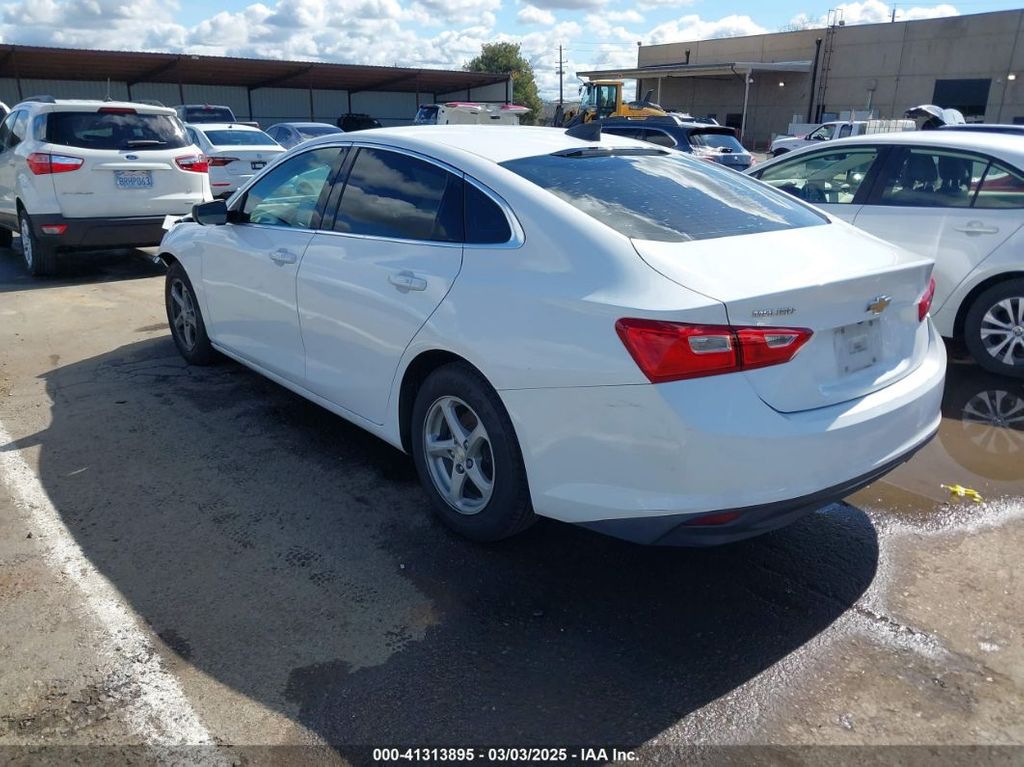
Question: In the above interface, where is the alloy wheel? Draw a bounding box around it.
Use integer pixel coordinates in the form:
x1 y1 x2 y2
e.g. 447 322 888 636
979 297 1024 368
19 216 33 271
423 395 495 515
169 278 199 351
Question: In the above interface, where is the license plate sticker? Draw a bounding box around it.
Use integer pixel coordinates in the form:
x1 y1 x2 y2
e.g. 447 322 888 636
114 170 153 189
251 161 266 170
835 319 881 375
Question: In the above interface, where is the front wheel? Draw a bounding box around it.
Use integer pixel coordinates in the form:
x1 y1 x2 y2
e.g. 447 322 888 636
411 363 535 542
964 278 1024 378
165 261 218 365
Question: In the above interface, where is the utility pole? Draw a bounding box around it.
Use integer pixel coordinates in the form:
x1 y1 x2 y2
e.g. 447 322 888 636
556 45 567 105
891 5 896 22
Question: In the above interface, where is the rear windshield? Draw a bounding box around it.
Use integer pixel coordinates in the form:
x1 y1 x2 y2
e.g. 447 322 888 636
185 107 235 122
689 129 746 153
298 125 343 139
201 129 278 146
500 150 826 242
45 112 190 151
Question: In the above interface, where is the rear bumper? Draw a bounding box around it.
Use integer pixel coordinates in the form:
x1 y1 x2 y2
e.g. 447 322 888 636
501 321 946 543
32 214 173 250
580 427 935 546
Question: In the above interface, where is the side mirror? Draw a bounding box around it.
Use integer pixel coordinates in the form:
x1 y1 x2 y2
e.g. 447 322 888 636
193 199 228 226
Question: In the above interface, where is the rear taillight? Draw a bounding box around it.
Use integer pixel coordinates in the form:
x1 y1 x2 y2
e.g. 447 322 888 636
207 156 238 167
176 154 209 173
918 277 936 321
615 319 813 383
27 152 83 175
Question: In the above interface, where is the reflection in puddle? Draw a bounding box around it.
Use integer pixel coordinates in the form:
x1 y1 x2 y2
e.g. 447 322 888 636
850 358 1024 518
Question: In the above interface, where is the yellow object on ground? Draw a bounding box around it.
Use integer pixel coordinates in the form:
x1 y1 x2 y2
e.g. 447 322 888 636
940 484 984 503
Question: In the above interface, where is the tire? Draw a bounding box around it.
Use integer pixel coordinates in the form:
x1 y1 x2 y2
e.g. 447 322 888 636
165 261 218 365
19 210 58 277
411 362 535 542
963 278 1024 379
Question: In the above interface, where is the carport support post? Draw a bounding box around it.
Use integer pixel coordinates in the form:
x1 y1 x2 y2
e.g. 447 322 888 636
740 70 751 147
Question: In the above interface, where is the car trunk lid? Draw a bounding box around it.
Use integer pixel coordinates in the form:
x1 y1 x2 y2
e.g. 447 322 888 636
632 224 934 413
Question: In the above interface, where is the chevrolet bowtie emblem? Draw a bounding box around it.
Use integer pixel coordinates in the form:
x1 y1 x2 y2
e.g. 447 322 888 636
867 295 892 315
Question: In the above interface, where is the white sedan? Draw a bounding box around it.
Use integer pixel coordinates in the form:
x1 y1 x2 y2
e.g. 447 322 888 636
749 131 1024 378
184 123 285 198
159 126 945 545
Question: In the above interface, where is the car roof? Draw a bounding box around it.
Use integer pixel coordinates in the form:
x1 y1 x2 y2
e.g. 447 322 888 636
189 122 266 132
16 99 174 116
298 125 651 164
764 129 1024 167
268 122 340 129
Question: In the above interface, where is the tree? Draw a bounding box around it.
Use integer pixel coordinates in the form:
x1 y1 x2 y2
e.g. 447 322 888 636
465 42 543 125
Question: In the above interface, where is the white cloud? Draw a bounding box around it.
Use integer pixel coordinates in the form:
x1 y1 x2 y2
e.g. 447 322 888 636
646 13 766 45
517 4 555 25
787 1 958 28
605 9 644 23
525 0 604 10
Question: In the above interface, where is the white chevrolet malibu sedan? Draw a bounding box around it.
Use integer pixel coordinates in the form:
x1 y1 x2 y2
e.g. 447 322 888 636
159 125 946 546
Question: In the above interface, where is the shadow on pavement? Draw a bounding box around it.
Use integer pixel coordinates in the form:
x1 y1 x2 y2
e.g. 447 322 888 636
0 242 164 292
5 337 881 753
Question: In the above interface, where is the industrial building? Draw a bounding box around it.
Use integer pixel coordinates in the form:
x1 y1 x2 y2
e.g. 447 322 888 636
0 45 511 127
580 8 1024 149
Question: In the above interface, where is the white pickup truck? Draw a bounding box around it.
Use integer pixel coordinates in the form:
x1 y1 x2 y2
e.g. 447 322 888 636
769 119 915 156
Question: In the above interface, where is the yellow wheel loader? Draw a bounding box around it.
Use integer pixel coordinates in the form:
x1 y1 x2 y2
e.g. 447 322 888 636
557 81 667 127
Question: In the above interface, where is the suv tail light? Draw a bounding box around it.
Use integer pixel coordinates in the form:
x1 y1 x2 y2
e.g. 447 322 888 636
98 107 137 114
27 152 84 175
207 156 238 167
918 277 936 321
175 154 209 173
615 319 813 383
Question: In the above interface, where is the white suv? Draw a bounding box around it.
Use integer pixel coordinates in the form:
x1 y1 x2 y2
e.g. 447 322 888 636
0 97 211 276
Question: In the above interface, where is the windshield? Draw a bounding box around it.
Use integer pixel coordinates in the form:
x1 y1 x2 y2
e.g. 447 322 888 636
45 111 190 151
414 106 439 125
201 129 279 146
297 125 343 139
689 129 745 153
501 151 826 243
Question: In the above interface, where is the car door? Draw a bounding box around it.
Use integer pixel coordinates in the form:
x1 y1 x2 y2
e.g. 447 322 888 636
853 146 1024 318
297 145 465 424
201 146 344 383
753 144 884 224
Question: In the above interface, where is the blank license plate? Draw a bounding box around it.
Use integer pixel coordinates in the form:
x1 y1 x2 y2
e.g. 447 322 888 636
114 170 153 189
835 319 880 375
251 161 266 170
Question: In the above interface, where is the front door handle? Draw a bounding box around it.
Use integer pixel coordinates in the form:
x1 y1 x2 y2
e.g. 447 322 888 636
954 221 1000 236
269 248 298 265
388 270 427 292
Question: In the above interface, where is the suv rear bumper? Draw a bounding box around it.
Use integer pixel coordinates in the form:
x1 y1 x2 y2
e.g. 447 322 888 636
32 214 172 250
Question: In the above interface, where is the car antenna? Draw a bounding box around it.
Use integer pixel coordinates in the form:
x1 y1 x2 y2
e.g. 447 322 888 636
565 121 601 142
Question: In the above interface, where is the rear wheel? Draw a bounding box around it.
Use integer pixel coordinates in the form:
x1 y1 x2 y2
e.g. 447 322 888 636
411 363 535 542
19 210 58 277
964 278 1024 379
165 261 217 365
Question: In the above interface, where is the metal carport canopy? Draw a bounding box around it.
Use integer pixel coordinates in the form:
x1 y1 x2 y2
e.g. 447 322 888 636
577 61 812 140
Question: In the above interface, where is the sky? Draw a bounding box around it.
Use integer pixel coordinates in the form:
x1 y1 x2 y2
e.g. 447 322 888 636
0 0 1021 99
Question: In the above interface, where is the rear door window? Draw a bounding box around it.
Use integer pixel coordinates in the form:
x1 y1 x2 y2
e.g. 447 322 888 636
45 111 190 150
877 148 988 208
501 150 825 242
638 129 676 148
333 148 463 242
758 148 881 204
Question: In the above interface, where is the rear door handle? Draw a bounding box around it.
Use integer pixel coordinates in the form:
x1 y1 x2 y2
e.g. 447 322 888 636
269 248 298 265
388 271 427 292
954 221 1000 235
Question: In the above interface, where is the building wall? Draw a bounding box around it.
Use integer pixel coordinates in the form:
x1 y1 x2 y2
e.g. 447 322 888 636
0 73 511 128
637 9 1024 148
